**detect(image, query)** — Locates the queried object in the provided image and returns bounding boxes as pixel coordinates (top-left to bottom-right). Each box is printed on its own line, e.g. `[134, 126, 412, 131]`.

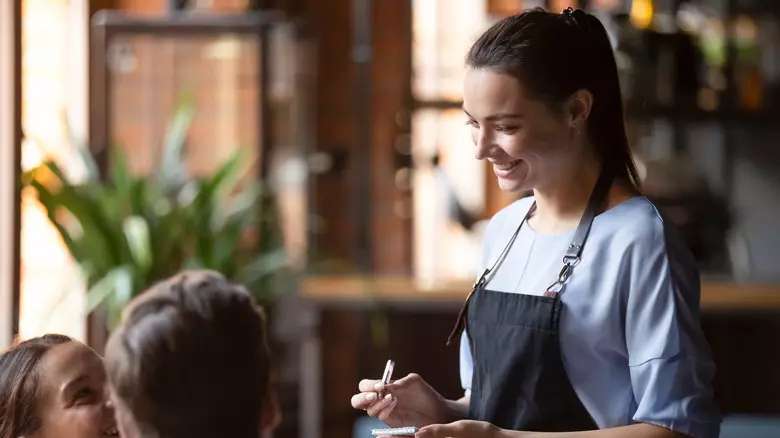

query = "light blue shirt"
[460, 196, 721, 438]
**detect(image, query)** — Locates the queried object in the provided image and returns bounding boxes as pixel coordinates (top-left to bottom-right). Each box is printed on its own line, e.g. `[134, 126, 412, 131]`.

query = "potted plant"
[23, 95, 291, 334]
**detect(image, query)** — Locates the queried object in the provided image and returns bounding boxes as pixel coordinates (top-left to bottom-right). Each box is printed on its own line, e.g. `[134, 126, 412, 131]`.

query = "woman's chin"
[497, 175, 531, 193]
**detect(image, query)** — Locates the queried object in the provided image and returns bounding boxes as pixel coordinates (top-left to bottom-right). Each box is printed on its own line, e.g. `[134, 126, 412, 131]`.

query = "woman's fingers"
[350, 391, 379, 409]
[416, 420, 494, 438]
[366, 393, 395, 417]
[385, 373, 420, 392]
[354, 373, 420, 417]
[375, 397, 399, 423]
[359, 379, 383, 392]
[353, 379, 386, 409]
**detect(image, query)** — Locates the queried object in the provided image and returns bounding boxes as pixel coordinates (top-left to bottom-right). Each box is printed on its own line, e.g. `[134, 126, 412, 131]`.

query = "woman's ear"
[565, 89, 593, 129]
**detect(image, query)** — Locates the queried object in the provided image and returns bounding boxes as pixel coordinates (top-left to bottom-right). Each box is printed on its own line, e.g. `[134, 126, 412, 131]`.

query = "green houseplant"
[24, 95, 290, 330]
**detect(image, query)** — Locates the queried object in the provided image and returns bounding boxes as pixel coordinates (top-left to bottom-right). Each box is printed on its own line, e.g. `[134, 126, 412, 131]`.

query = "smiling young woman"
[0, 334, 119, 438]
[352, 7, 720, 438]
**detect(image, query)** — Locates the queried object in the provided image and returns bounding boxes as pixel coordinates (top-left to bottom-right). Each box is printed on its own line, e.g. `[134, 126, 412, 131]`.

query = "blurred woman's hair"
[466, 7, 640, 189]
[105, 270, 272, 438]
[0, 334, 73, 438]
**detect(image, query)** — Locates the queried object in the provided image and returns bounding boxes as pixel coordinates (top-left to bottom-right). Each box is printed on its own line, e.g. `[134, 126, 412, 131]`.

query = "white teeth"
[494, 160, 520, 171]
[104, 426, 119, 436]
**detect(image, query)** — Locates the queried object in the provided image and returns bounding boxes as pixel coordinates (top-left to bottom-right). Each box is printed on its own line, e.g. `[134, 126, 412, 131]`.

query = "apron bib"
[447, 170, 614, 431]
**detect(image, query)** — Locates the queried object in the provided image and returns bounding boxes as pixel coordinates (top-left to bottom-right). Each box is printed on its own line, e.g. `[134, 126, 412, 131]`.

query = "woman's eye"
[496, 126, 518, 133]
[464, 119, 478, 128]
[73, 388, 94, 403]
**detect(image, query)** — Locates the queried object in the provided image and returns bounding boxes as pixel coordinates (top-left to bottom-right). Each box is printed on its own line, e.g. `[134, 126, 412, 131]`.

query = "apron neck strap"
[446, 168, 615, 345]
[563, 168, 614, 264]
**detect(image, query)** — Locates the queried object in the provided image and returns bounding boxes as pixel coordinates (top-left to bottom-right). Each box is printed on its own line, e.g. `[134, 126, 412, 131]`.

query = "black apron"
[447, 170, 614, 432]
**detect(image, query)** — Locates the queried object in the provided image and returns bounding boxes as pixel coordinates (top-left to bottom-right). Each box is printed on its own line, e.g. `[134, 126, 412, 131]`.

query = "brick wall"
[108, 0, 415, 276]
[110, 34, 260, 179]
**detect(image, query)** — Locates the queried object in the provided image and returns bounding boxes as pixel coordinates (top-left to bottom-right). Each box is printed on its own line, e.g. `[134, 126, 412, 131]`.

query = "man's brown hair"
[105, 270, 271, 438]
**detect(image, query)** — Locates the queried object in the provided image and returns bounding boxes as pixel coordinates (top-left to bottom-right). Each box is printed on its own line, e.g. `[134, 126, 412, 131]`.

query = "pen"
[379, 359, 394, 397]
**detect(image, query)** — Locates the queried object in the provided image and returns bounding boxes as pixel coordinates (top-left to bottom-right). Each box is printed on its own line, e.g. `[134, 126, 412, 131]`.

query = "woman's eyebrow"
[462, 107, 523, 121]
[61, 374, 89, 395]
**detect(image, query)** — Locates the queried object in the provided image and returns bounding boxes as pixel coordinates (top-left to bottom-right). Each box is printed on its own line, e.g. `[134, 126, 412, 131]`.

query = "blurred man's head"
[105, 270, 280, 438]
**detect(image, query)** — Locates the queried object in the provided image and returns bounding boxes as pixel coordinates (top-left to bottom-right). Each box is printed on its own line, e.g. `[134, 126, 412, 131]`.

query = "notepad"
[371, 426, 419, 436]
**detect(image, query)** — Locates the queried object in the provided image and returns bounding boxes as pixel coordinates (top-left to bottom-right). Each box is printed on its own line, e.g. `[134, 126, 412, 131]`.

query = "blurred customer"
[105, 270, 280, 438]
[431, 151, 482, 232]
[0, 334, 119, 438]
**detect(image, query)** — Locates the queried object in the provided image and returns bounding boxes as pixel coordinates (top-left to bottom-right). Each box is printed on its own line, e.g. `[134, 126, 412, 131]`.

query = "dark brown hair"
[105, 270, 271, 438]
[0, 334, 73, 438]
[466, 7, 640, 188]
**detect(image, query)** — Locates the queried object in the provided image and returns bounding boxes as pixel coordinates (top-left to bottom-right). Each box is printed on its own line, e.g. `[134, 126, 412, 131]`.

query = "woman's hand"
[414, 420, 517, 438]
[350, 373, 449, 428]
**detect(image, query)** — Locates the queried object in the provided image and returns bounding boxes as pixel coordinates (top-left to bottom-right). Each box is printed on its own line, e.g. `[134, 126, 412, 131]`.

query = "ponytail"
[467, 7, 641, 189]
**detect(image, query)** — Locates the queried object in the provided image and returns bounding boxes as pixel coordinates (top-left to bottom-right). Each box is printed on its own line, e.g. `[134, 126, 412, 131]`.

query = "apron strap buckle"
[544, 259, 579, 297]
[557, 260, 576, 284]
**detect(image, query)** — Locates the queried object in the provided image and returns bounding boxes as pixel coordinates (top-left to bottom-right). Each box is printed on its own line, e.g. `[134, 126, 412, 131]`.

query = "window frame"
[0, 0, 22, 349]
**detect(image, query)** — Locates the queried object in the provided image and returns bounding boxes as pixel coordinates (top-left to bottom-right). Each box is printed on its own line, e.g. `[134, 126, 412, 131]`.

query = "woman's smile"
[492, 159, 523, 178]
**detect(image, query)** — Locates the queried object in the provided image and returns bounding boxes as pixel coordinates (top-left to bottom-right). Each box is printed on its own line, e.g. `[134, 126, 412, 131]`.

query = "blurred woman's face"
[27, 342, 119, 438]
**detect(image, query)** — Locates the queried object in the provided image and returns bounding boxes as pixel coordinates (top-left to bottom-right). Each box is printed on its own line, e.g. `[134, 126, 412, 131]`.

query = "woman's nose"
[103, 389, 115, 410]
[474, 130, 492, 160]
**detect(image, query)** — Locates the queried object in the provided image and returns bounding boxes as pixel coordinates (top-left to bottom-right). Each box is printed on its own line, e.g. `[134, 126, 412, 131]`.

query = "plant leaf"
[42, 160, 69, 185]
[239, 248, 288, 285]
[30, 178, 127, 276]
[85, 266, 133, 314]
[158, 93, 195, 193]
[212, 181, 263, 230]
[111, 145, 134, 212]
[123, 216, 152, 275]
[209, 148, 252, 201]
[60, 109, 99, 182]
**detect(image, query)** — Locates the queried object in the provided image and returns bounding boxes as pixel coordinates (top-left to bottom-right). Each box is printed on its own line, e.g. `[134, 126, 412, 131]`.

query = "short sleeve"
[624, 224, 721, 438]
[459, 331, 474, 397]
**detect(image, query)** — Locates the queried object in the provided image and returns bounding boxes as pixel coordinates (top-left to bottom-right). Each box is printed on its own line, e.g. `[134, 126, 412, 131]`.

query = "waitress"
[351, 7, 721, 438]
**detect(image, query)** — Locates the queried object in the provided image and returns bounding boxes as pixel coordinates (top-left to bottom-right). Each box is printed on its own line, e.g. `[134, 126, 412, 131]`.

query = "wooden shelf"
[300, 275, 780, 311]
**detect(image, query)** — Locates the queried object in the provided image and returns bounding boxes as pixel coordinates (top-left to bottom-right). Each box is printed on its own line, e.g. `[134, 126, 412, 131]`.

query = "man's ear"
[112, 396, 141, 438]
[565, 88, 593, 129]
[260, 388, 282, 438]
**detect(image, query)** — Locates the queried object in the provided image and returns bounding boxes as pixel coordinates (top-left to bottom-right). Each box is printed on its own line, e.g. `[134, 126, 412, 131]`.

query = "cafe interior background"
[1, 0, 780, 437]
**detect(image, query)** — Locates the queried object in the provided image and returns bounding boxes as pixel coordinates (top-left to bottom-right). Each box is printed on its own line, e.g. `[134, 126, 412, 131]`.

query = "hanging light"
[630, 0, 653, 30]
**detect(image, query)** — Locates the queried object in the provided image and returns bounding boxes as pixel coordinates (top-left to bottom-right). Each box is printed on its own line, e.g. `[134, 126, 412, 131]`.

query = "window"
[18, 0, 90, 342]
[411, 0, 526, 283]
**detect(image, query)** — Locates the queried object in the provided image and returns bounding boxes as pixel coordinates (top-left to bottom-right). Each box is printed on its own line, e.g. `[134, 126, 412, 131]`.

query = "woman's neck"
[530, 159, 602, 234]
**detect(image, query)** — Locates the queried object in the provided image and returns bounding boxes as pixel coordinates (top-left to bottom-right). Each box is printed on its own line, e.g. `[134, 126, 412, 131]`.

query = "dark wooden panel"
[703, 313, 780, 414]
